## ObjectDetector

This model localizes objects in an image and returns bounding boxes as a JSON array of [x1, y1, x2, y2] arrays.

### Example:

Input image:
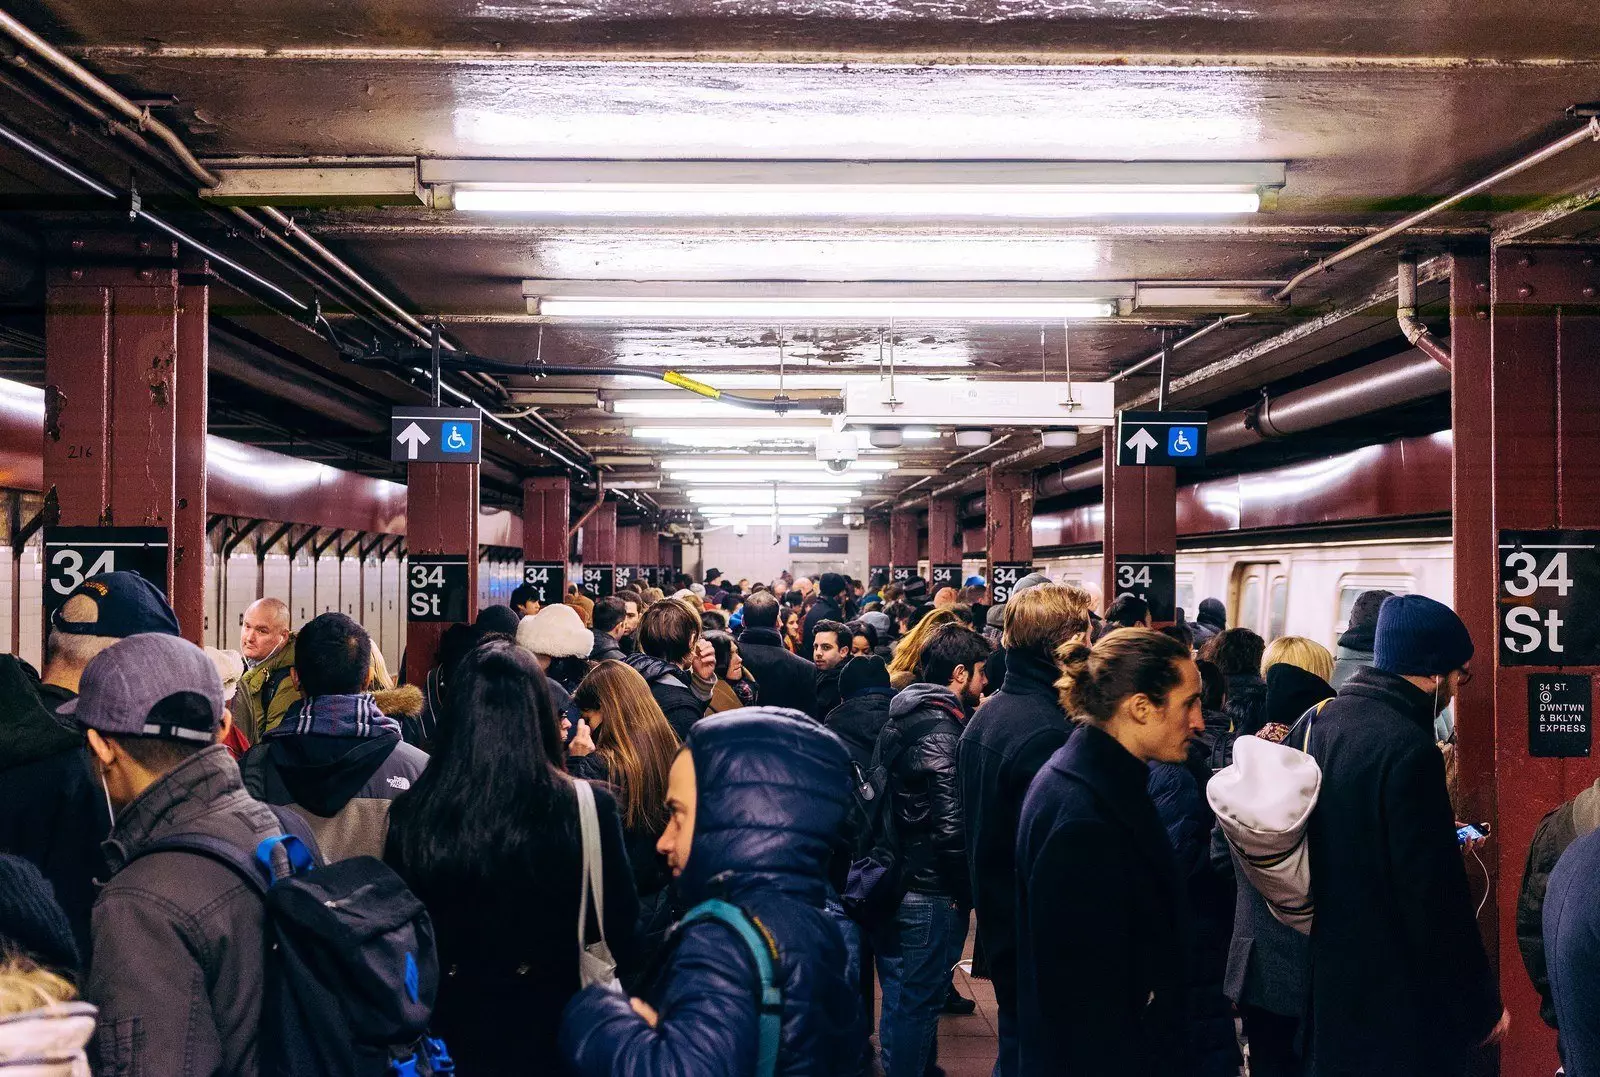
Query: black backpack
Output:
[[133, 818, 452, 1077], [841, 714, 946, 929]]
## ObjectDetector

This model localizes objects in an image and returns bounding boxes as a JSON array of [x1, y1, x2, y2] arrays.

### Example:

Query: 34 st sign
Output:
[[1498, 530, 1600, 666]]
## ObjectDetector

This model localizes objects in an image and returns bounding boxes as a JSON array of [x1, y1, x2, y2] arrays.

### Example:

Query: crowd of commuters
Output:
[[0, 559, 1594, 1077]]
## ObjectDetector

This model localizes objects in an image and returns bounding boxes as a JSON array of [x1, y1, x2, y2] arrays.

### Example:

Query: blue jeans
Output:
[[825, 894, 873, 1076], [874, 891, 967, 1077]]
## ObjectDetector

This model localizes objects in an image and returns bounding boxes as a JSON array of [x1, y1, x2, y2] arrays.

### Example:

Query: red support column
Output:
[[1478, 246, 1600, 1076], [927, 496, 962, 591], [580, 501, 618, 596], [521, 477, 570, 561], [44, 235, 206, 637], [890, 507, 921, 584], [617, 523, 641, 591], [403, 462, 479, 686], [867, 516, 891, 585], [1101, 426, 1177, 622], [986, 468, 1034, 602]]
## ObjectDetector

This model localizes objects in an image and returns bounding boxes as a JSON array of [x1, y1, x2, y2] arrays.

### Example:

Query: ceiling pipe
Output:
[[1396, 256, 1451, 369], [870, 434, 1014, 511], [920, 438, 1050, 504], [567, 472, 607, 541]]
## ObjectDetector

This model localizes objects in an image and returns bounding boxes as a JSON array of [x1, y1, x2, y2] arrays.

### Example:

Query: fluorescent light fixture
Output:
[[687, 488, 861, 504], [663, 456, 897, 472], [534, 296, 1115, 322], [432, 161, 1284, 219], [669, 470, 882, 484], [632, 427, 872, 448], [1134, 282, 1288, 310], [705, 515, 826, 527], [611, 399, 825, 419], [903, 428, 942, 440], [613, 356, 974, 371]]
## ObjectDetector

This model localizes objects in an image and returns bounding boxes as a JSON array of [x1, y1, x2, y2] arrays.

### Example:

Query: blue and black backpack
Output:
[[133, 811, 452, 1077]]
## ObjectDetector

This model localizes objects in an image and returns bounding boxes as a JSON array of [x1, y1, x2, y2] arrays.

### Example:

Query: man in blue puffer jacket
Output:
[[560, 707, 864, 1075]]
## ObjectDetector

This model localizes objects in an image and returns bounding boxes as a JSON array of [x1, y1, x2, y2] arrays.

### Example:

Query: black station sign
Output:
[[407, 555, 471, 623], [990, 563, 1035, 605], [891, 566, 917, 585], [583, 564, 615, 598], [1112, 554, 1178, 623], [870, 565, 890, 588], [521, 561, 566, 606], [44, 527, 169, 623], [789, 533, 849, 554], [614, 565, 635, 592], [1116, 410, 1208, 468], [1499, 530, 1600, 666], [390, 406, 482, 464], [931, 564, 962, 592], [1529, 674, 1592, 758]]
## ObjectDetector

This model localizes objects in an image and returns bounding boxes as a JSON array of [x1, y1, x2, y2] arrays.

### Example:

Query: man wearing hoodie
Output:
[[957, 584, 1092, 1077], [736, 591, 817, 715], [560, 708, 863, 1075], [626, 599, 717, 740], [1190, 597, 1227, 649], [241, 612, 428, 863], [1331, 589, 1395, 689], [801, 572, 849, 657], [874, 623, 990, 1077], [0, 571, 181, 961]]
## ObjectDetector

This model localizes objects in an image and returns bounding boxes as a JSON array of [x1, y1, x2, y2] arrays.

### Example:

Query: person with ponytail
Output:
[[1013, 628, 1204, 1077]]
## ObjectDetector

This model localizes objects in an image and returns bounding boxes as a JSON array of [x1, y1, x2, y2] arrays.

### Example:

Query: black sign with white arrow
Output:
[[1116, 410, 1208, 468], [390, 406, 482, 464]]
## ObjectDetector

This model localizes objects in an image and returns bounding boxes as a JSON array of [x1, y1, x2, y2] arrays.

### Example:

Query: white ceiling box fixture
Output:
[[426, 160, 1285, 218], [840, 377, 1117, 429]]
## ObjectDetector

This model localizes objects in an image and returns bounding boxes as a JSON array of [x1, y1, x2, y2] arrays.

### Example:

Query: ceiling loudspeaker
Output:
[[954, 429, 993, 448], [1041, 429, 1079, 449], [869, 428, 904, 448]]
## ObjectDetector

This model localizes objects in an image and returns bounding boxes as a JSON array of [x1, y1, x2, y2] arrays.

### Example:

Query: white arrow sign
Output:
[[1125, 426, 1159, 464], [396, 422, 431, 460]]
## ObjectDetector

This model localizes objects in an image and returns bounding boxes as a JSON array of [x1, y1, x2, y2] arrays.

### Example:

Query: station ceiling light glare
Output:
[[903, 428, 942, 440], [662, 456, 898, 472], [534, 296, 1116, 321], [632, 427, 871, 448], [611, 399, 825, 419], [669, 470, 881, 484], [687, 488, 862, 505], [428, 160, 1285, 219], [705, 515, 827, 527]]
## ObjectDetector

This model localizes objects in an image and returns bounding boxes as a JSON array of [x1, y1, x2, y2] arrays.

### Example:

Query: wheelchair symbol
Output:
[[442, 423, 473, 453], [1167, 426, 1198, 458]]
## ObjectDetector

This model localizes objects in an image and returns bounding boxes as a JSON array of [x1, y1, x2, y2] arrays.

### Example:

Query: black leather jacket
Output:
[[875, 682, 970, 904]]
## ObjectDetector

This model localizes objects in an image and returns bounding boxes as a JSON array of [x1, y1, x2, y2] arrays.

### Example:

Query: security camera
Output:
[[815, 431, 859, 475]]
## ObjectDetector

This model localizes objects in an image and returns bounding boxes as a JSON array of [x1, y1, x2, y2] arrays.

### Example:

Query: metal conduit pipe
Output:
[[1026, 347, 1452, 501], [920, 438, 1051, 505], [872, 434, 1014, 511], [1396, 256, 1452, 368], [567, 472, 607, 541]]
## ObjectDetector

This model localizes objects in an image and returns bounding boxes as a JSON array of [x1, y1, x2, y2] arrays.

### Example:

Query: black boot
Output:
[[942, 986, 976, 1015]]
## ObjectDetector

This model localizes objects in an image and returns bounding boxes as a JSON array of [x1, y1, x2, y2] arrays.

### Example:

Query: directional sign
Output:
[[990, 563, 1035, 605], [1116, 410, 1208, 468], [790, 533, 849, 554], [1112, 554, 1178, 623], [521, 561, 566, 606], [390, 407, 482, 464], [44, 527, 169, 624], [931, 564, 962, 592], [583, 565, 615, 598], [1499, 530, 1600, 666], [1529, 674, 1591, 758], [407, 555, 471, 622]]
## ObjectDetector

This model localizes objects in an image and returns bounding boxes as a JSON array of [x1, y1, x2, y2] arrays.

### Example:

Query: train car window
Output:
[[1231, 561, 1283, 637], [1269, 574, 1289, 640], [1176, 577, 1197, 622], [1335, 575, 1414, 638]]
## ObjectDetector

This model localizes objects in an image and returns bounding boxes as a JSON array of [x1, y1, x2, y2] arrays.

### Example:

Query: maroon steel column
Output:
[[403, 462, 479, 686], [580, 501, 618, 595], [1101, 426, 1177, 621], [985, 467, 1034, 583], [890, 507, 921, 582], [44, 235, 205, 636], [521, 476, 570, 562], [867, 515, 891, 583], [927, 495, 962, 590], [1480, 246, 1600, 1077], [617, 523, 640, 589]]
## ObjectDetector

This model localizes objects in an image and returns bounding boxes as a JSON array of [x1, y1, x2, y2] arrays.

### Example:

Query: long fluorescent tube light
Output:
[[705, 516, 826, 526], [688, 489, 861, 504], [669, 470, 881, 484], [538, 296, 1115, 321], [663, 456, 898, 472], [429, 160, 1285, 219], [633, 427, 871, 447], [611, 399, 825, 419]]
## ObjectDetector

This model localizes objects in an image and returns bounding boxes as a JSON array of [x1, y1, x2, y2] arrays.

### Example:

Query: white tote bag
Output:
[[574, 780, 622, 991], [1206, 708, 1324, 934]]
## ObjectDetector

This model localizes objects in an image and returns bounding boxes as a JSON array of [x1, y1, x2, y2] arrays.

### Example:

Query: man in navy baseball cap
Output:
[[51, 570, 180, 639]]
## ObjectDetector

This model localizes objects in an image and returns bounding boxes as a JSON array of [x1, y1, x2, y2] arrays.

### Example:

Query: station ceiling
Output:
[[1, 0, 1599, 518]]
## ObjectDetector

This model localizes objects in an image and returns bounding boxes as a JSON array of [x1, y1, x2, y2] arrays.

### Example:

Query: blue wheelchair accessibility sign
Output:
[[441, 422, 474, 454], [1167, 426, 1199, 458]]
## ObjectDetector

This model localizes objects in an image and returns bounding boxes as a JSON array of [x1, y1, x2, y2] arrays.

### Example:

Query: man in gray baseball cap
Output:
[[72, 632, 289, 1076]]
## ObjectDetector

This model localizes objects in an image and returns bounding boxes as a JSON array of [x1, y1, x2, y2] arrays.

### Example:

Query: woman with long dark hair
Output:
[[571, 660, 681, 956], [385, 639, 639, 1071], [782, 606, 804, 654]]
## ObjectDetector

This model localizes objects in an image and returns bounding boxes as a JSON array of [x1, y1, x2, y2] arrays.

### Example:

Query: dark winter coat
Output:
[[0, 656, 106, 963], [1149, 752, 1240, 1077], [567, 751, 676, 959], [1302, 667, 1501, 1077], [1191, 599, 1226, 648], [957, 649, 1070, 1007], [811, 665, 843, 724], [824, 687, 894, 774], [591, 629, 627, 664], [1517, 778, 1600, 1027], [626, 653, 710, 741], [385, 780, 640, 1073], [737, 626, 818, 716], [1545, 825, 1600, 1076], [1222, 672, 1268, 737], [85, 746, 286, 1077], [876, 683, 970, 903], [561, 708, 863, 1076], [800, 595, 844, 658], [1015, 724, 1186, 1077], [1329, 645, 1371, 691]]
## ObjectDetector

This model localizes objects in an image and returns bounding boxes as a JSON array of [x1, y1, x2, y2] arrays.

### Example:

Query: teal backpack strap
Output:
[[681, 899, 782, 1077]]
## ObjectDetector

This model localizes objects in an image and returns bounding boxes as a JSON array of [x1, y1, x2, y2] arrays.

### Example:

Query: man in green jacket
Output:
[[234, 597, 298, 742]]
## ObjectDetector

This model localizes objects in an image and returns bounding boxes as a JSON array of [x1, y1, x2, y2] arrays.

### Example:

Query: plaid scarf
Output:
[[265, 693, 399, 740]]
